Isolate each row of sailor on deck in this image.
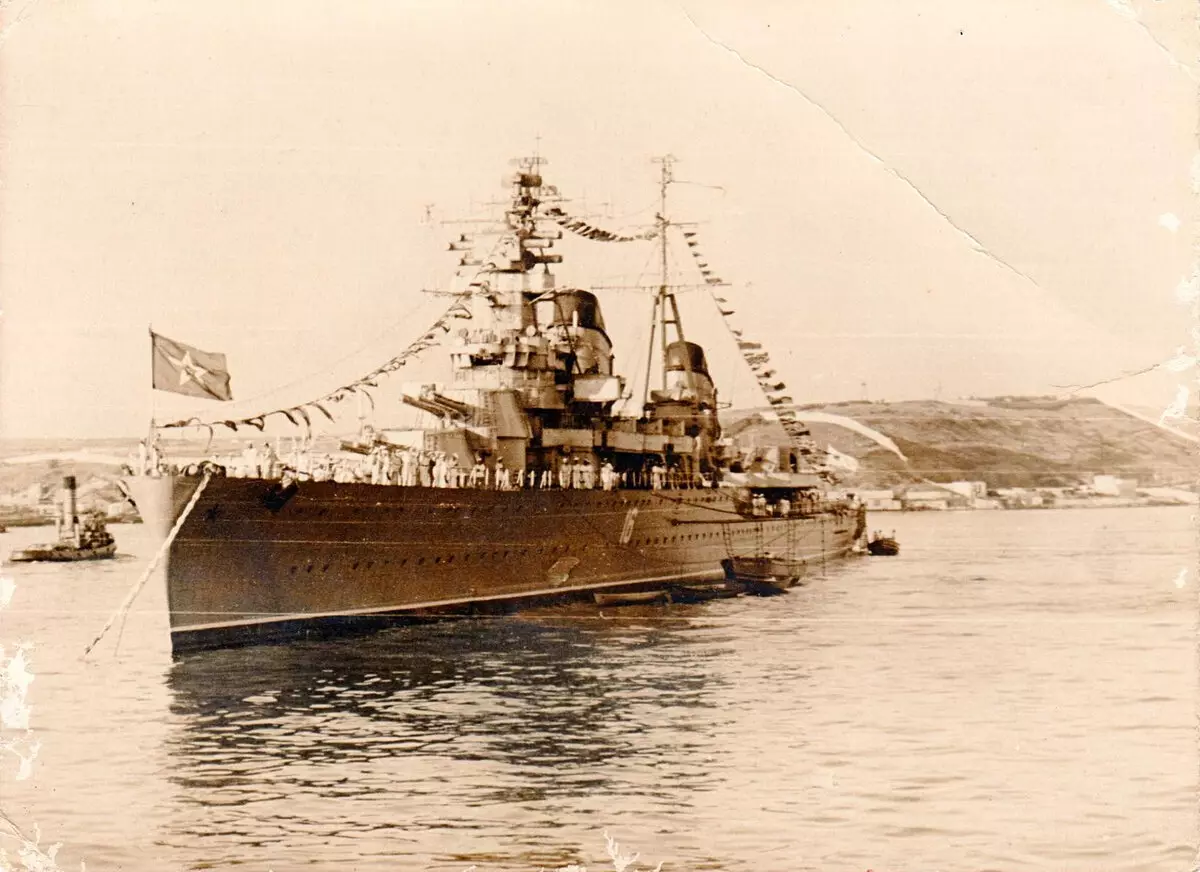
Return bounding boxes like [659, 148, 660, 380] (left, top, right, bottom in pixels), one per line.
[138, 437, 713, 491]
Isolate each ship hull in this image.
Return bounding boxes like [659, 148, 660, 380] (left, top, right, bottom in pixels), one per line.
[127, 475, 864, 654]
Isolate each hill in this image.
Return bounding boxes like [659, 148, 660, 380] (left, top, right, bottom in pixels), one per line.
[730, 397, 1199, 489]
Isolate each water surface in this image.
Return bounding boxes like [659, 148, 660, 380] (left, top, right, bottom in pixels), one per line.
[2, 507, 1194, 870]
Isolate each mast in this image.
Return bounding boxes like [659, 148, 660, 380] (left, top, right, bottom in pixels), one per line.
[643, 154, 692, 406]
[656, 154, 673, 317]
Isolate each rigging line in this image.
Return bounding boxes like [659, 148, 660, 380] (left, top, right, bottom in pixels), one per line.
[573, 195, 661, 228]
[666, 230, 692, 286]
[191, 235, 503, 419]
[223, 299, 434, 408]
[671, 179, 727, 194]
[617, 241, 668, 411]
[83, 470, 214, 659]
[613, 197, 667, 222]
[700, 268, 780, 408]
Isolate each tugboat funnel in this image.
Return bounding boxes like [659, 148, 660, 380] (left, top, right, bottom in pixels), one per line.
[62, 475, 78, 534]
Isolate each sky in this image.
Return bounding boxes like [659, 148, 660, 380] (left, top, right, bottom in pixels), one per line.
[0, 0, 1195, 438]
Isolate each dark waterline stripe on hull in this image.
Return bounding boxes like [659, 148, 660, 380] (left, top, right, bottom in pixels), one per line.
[169, 542, 858, 651]
[172, 567, 724, 634]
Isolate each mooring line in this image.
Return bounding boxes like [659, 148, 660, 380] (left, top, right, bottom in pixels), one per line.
[82, 471, 212, 659]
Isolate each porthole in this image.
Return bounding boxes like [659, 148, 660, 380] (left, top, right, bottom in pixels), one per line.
[418, 557, 425, 565]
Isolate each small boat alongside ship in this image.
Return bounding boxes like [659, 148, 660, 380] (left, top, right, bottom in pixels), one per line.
[867, 532, 900, 556]
[593, 578, 761, 607]
[593, 589, 672, 607]
[8, 476, 116, 563]
[668, 581, 742, 603]
[721, 555, 804, 594]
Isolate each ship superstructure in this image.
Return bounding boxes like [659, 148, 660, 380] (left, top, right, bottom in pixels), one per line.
[395, 156, 724, 491]
[127, 157, 866, 654]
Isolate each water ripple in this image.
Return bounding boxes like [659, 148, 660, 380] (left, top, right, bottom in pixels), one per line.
[2, 507, 1194, 870]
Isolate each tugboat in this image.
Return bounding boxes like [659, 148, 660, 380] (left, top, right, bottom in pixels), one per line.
[9, 477, 117, 563]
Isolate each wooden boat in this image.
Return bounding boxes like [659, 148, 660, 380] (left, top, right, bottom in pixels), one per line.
[593, 589, 671, 607]
[867, 535, 900, 556]
[668, 582, 742, 604]
[721, 555, 802, 595]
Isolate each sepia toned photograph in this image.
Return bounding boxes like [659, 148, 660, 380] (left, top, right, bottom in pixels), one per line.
[1, 2, 1195, 870]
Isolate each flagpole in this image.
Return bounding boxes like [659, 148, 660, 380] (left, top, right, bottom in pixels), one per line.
[148, 326, 158, 466]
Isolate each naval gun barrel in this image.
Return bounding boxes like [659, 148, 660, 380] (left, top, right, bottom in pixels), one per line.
[427, 392, 474, 417]
[402, 391, 475, 421]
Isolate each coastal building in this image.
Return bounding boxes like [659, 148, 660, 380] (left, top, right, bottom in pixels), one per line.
[1136, 487, 1198, 505]
[858, 489, 902, 511]
[900, 488, 953, 511]
[1092, 475, 1138, 498]
[994, 488, 1045, 509]
[944, 481, 987, 500]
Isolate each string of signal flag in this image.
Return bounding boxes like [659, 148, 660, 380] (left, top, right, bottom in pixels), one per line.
[155, 196, 818, 461]
[678, 227, 822, 458]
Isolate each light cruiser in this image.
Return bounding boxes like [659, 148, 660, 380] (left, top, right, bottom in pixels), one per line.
[129, 157, 866, 654]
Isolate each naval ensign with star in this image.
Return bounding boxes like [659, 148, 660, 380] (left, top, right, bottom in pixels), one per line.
[151, 331, 234, 401]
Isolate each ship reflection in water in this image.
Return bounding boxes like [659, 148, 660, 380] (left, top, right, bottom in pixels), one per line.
[164, 608, 732, 870]
[7, 509, 1190, 872]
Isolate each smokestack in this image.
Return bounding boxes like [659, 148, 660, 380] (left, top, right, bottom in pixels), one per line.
[61, 475, 77, 533]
